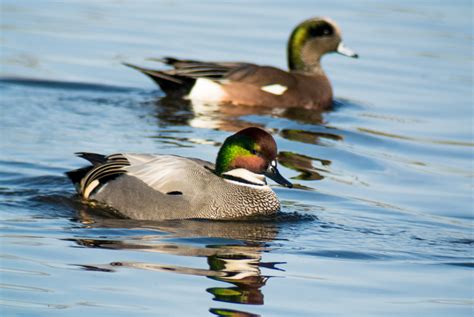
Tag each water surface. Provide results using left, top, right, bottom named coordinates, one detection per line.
left=0, top=1, right=473, bottom=316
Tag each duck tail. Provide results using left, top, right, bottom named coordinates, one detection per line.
left=123, top=62, right=195, bottom=97
left=66, top=152, right=130, bottom=198
left=65, top=166, right=93, bottom=193
left=65, top=152, right=106, bottom=193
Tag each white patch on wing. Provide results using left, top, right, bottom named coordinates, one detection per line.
left=187, top=78, right=227, bottom=102
left=260, top=84, right=287, bottom=95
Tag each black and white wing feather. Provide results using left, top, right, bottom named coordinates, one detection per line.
left=66, top=152, right=130, bottom=199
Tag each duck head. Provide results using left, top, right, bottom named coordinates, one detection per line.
left=215, top=127, right=293, bottom=188
left=288, top=17, right=358, bottom=72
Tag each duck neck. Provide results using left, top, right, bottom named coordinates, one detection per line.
left=288, top=49, right=324, bottom=74
left=288, top=52, right=324, bottom=74
left=288, top=35, right=324, bottom=74
left=288, top=39, right=305, bottom=71
left=215, top=142, right=247, bottom=176
left=215, top=149, right=231, bottom=176
left=215, top=133, right=259, bottom=176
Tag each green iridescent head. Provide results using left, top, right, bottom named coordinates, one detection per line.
left=287, top=17, right=358, bottom=72
left=215, top=127, right=292, bottom=188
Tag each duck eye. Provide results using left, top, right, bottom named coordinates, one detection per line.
left=251, top=149, right=258, bottom=155
left=309, top=24, right=333, bottom=37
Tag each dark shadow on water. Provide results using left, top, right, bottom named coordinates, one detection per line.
left=332, top=98, right=366, bottom=111
left=151, top=96, right=196, bottom=126
left=301, top=249, right=384, bottom=260
left=443, top=262, right=474, bottom=268
left=0, top=77, right=139, bottom=93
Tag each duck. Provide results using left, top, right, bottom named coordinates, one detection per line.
left=66, top=127, right=293, bottom=220
left=124, top=17, right=358, bottom=109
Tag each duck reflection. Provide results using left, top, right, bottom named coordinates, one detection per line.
left=70, top=207, right=284, bottom=315
left=205, top=252, right=283, bottom=306
left=280, top=128, right=342, bottom=145
left=278, top=151, right=325, bottom=181
left=152, top=96, right=325, bottom=132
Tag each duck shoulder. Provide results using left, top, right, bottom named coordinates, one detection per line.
left=121, top=154, right=215, bottom=195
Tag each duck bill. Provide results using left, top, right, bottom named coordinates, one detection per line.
left=265, top=161, right=293, bottom=188
left=337, top=42, right=358, bottom=58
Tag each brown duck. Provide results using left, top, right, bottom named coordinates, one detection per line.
left=124, top=17, right=358, bottom=109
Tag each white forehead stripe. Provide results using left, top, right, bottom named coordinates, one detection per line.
left=261, top=84, right=287, bottom=95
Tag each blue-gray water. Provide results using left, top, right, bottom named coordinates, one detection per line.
left=0, top=1, right=472, bottom=316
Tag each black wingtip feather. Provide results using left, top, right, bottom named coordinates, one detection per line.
left=122, top=62, right=145, bottom=71
left=149, top=57, right=180, bottom=65
left=75, top=152, right=108, bottom=165
left=123, top=62, right=196, bottom=97
left=65, top=166, right=92, bottom=186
